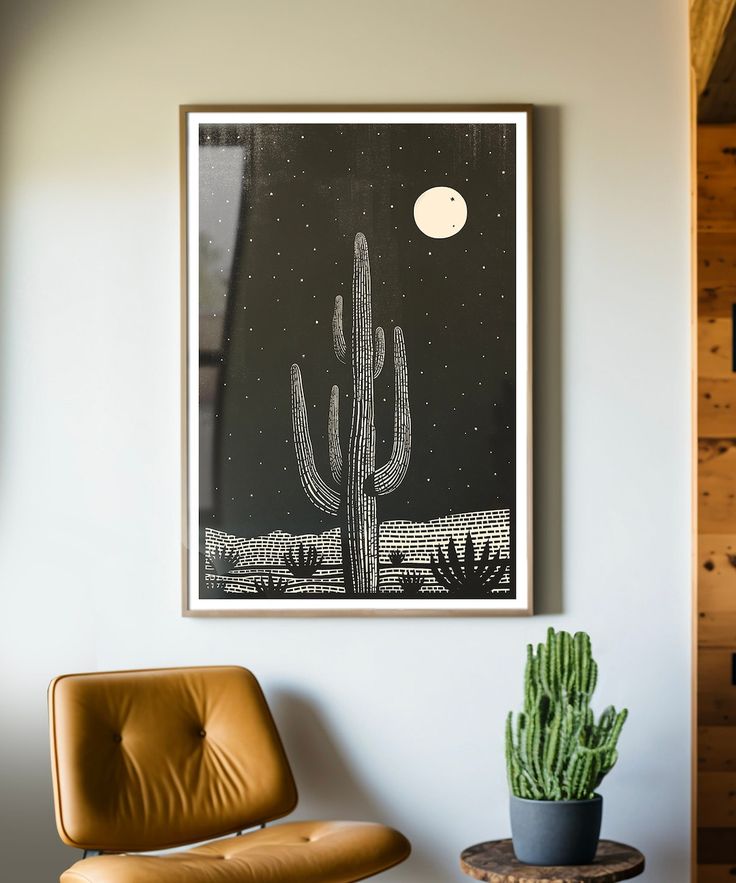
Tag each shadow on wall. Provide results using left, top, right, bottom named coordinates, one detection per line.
left=532, top=105, right=564, bottom=616
left=270, top=689, right=448, bottom=882
left=0, top=727, right=70, bottom=880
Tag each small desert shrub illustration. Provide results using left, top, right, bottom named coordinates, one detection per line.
left=207, top=547, right=242, bottom=576
left=283, top=542, right=323, bottom=577
left=398, top=571, right=426, bottom=592
left=251, top=574, right=288, bottom=593
left=430, top=532, right=504, bottom=592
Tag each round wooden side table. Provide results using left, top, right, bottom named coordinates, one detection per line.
left=460, top=839, right=645, bottom=883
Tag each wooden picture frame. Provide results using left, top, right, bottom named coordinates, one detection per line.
left=181, top=105, right=532, bottom=616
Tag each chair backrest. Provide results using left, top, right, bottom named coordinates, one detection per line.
left=48, top=666, right=298, bottom=852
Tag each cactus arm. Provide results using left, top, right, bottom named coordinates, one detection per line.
left=559, top=630, right=572, bottom=691
left=539, top=640, right=551, bottom=699
left=523, top=644, right=534, bottom=711
left=552, top=630, right=562, bottom=700
left=290, top=364, right=340, bottom=516
left=546, top=629, right=557, bottom=698
left=328, top=384, right=342, bottom=484
left=557, top=707, right=573, bottom=779
left=530, top=701, right=543, bottom=788
left=543, top=708, right=561, bottom=796
left=505, top=712, right=518, bottom=792
left=572, top=631, right=584, bottom=700
left=588, top=658, right=599, bottom=697
left=372, top=326, right=411, bottom=495
left=608, top=708, right=628, bottom=749
left=571, top=753, right=586, bottom=799
left=333, top=295, right=347, bottom=364
left=373, top=326, right=385, bottom=378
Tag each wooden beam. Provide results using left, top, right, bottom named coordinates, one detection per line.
left=699, top=9, right=736, bottom=122
left=697, top=117, right=736, bottom=883
left=691, top=0, right=736, bottom=96
left=698, top=125, right=736, bottom=229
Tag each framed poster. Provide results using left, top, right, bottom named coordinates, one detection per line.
left=182, top=105, right=532, bottom=616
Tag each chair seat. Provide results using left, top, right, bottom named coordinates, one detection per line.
left=60, top=820, right=411, bottom=883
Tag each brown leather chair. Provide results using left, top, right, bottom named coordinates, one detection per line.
left=48, top=666, right=410, bottom=882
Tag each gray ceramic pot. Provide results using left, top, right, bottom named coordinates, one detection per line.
left=509, top=794, right=602, bottom=865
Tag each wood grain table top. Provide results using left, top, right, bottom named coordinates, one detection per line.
left=459, top=839, right=645, bottom=883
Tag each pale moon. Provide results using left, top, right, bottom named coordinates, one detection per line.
left=413, top=187, right=467, bottom=239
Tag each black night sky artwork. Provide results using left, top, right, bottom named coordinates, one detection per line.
left=196, top=120, right=518, bottom=602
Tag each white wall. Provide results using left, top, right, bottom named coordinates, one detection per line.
left=0, top=1, right=691, bottom=880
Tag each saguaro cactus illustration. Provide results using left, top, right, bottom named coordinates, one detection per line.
left=290, top=232, right=411, bottom=594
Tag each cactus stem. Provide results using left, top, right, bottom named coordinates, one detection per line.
left=505, top=629, right=628, bottom=801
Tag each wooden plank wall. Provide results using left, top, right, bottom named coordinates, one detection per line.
left=698, top=124, right=736, bottom=881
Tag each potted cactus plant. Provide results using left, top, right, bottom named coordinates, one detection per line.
left=505, top=628, right=628, bottom=865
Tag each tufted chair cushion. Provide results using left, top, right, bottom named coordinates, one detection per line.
left=49, top=667, right=298, bottom=851
left=59, top=820, right=410, bottom=883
